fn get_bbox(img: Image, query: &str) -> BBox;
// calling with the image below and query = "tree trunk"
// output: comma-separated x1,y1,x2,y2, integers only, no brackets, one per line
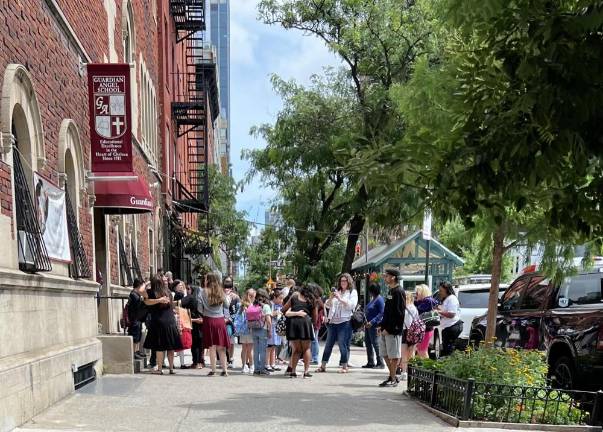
485,224,505,345
341,213,366,274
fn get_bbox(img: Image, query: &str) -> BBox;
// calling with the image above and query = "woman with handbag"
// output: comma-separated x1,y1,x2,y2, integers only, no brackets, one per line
414,284,439,359
316,273,358,374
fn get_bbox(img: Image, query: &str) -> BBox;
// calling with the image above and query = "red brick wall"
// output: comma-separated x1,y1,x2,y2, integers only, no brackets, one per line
0,0,161,281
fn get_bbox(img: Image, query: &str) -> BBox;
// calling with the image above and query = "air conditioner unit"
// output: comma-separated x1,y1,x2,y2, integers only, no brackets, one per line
18,230,35,272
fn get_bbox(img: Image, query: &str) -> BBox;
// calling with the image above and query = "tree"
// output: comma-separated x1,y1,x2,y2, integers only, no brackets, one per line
206,166,250,274
258,0,436,272
378,0,603,343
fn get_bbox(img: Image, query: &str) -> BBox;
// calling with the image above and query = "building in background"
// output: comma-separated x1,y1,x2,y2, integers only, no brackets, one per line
209,0,230,175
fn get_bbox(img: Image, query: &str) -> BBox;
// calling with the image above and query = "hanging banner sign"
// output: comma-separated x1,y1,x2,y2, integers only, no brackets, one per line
422,209,432,241
33,173,71,262
87,64,132,172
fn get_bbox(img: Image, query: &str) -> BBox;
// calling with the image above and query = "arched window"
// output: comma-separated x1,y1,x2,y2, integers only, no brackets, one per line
122,0,136,64
57,119,85,222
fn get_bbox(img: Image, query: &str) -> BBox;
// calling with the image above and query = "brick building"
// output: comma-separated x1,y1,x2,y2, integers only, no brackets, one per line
0,0,219,429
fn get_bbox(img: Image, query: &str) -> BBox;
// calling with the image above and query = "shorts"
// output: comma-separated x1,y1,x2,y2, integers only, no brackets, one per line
379,334,402,359
239,334,253,344
128,321,142,343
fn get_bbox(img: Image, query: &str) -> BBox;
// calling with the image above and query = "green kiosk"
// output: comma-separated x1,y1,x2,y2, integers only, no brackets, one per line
352,231,464,299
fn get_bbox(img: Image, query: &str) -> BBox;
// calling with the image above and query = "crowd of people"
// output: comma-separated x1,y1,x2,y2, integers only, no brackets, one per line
124,267,462,386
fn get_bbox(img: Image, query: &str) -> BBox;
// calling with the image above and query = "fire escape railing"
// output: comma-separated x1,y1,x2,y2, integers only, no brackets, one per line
118,234,133,287
65,182,91,279
170,0,205,42
13,147,52,273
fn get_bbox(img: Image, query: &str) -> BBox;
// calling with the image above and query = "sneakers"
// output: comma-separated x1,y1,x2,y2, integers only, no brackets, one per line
361,364,376,369
378,378,398,387
400,372,408,381
249,365,255,375
242,365,250,374
227,361,234,369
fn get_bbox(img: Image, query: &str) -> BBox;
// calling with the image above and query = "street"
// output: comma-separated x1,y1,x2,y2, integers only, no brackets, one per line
16,347,529,432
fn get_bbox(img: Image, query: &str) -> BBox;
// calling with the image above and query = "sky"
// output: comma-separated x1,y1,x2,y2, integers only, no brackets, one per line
229,1,341,229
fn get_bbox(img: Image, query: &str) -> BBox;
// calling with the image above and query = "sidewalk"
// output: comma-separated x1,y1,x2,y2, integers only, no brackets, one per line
15,346,537,432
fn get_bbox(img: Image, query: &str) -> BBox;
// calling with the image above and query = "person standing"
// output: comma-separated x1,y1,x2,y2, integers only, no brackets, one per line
400,291,419,380
249,289,272,375
143,274,182,375
237,288,255,374
316,273,358,374
284,284,318,378
362,283,384,369
223,276,240,368
437,281,462,356
267,290,284,371
310,284,324,365
414,284,438,359
199,272,231,376
127,278,147,359
181,283,205,368
377,269,406,387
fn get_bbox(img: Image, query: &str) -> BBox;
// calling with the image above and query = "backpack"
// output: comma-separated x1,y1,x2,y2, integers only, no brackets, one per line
120,303,130,329
246,304,264,329
233,308,248,336
406,317,426,345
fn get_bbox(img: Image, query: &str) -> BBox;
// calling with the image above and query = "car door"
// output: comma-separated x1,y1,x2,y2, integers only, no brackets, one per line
513,276,550,350
495,275,531,348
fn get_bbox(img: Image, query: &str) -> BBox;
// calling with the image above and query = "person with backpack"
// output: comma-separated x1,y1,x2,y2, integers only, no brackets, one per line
249,289,273,375
127,278,147,359
236,288,255,374
414,284,439,359
362,283,385,369
399,291,423,380
199,272,231,376
377,269,406,387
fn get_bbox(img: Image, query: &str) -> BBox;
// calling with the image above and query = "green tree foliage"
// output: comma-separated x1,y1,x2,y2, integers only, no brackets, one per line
258,0,437,271
240,226,292,289
206,166,250,271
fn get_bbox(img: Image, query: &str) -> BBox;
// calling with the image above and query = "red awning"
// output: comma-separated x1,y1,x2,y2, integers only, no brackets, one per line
93,172,154,214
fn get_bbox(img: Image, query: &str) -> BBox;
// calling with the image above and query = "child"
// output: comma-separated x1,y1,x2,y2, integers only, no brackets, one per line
267,290,284,371
237,288,255,374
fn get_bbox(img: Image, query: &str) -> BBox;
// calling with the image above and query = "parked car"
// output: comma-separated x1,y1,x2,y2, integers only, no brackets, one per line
428,283,508,358
469,270,603,391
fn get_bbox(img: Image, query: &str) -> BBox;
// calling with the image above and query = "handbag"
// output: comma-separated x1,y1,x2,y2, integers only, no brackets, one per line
180,327,192,349
351,306,366,331
176,306,193,330
275,314,287,336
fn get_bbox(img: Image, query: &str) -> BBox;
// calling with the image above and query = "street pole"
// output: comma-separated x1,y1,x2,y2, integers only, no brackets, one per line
425,238,431,286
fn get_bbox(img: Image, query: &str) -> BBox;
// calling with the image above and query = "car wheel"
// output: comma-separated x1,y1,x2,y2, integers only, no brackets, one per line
551,356,575,390
430,332,441,360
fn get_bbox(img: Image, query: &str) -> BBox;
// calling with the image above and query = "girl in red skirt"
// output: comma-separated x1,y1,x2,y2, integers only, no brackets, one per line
199,272,231,376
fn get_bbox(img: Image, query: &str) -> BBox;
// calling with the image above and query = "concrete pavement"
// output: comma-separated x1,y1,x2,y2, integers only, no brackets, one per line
15,346,539,432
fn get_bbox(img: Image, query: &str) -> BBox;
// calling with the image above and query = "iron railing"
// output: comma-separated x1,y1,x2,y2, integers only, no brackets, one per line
13,147,52,273
65,182,91,279
131,246,142,281
118,235,133,287
407,366,603,426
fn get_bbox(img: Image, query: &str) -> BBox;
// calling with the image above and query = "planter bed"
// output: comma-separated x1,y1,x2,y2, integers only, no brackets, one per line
407,365,603,428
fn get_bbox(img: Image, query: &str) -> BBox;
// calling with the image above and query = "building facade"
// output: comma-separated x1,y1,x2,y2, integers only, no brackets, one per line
0,0,220,429
209,0,230,174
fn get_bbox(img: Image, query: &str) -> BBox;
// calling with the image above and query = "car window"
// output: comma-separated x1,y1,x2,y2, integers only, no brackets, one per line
520,276,549,310
557,274,603,307
500,277,529,311
458,288,507,308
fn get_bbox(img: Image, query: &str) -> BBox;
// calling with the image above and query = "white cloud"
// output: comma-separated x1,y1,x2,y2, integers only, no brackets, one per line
230,18,259,66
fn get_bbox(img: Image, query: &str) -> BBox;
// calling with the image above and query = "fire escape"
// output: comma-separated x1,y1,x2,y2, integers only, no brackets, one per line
169,0,219,281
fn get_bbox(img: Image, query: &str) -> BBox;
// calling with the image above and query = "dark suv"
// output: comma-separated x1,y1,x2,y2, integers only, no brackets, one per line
469,270,603,390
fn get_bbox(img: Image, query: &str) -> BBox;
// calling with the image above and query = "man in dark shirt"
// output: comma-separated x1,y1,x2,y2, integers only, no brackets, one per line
127,278,147,359
377,268,406,387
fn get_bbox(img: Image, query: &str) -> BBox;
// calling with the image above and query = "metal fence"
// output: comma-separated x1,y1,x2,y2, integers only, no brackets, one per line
407,365,603,426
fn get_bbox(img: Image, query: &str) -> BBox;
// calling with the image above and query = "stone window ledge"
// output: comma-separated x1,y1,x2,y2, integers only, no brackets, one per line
0,267,99,294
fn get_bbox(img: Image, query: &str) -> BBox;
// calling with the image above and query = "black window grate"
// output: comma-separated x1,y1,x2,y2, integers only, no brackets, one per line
65,182,91,279
73,362,96,390
131,245,142,281
13,147,52,273
119,234,133,287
